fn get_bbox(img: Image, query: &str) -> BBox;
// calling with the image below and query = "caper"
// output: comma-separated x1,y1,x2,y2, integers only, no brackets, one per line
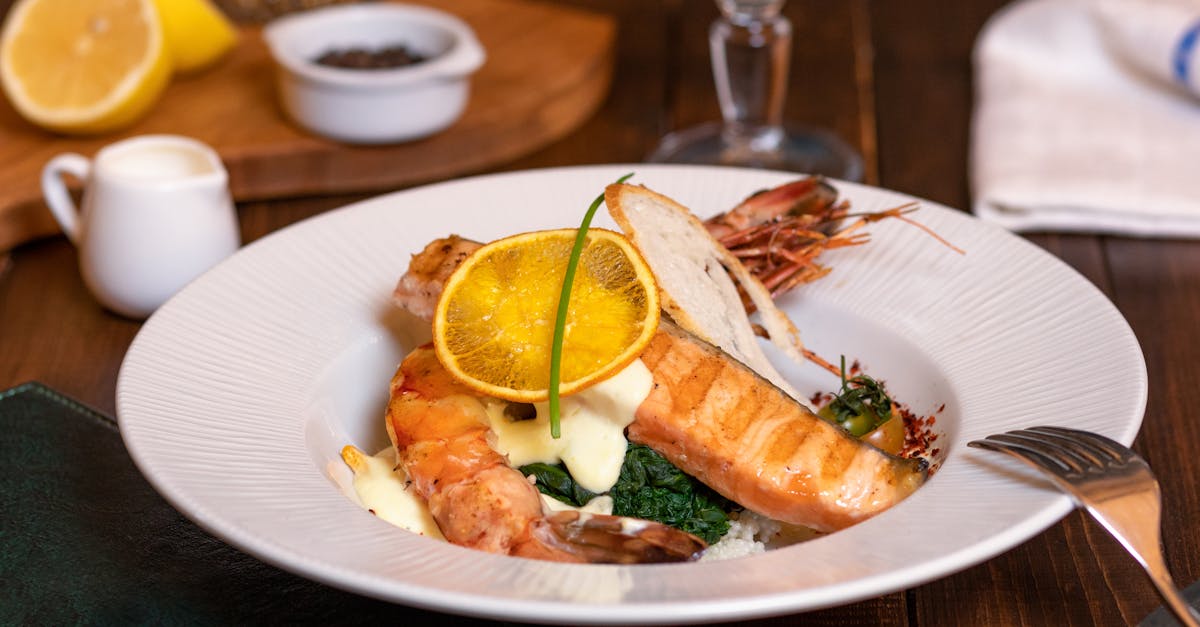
504,403,538,421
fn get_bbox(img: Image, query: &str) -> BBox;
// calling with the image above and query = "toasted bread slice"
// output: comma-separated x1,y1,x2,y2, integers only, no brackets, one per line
605,183,812,407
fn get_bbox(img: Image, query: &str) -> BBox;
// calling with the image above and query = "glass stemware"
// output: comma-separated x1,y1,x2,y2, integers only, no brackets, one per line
648,0,863,181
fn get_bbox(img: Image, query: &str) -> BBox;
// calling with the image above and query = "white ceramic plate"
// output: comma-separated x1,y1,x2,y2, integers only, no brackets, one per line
117,165,1146,624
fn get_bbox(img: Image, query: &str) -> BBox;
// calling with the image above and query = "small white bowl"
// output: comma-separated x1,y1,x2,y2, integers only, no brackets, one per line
263,3,485,145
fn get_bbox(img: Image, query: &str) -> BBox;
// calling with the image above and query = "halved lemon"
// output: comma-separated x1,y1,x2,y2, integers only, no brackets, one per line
150,0,237,74
0,0,171,134
434,228,660,402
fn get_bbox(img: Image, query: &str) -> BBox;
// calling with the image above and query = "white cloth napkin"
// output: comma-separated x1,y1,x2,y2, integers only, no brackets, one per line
971,0,1200,237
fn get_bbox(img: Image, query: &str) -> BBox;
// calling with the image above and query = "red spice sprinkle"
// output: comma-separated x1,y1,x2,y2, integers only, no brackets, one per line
814,383,942,474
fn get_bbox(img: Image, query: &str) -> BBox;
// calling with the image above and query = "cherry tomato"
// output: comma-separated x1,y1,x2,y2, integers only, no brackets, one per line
862,411,905,455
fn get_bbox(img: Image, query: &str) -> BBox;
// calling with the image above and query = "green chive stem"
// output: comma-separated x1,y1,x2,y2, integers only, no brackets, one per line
548,173,634,439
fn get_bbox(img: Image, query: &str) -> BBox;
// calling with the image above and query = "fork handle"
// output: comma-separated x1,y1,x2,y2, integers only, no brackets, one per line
1146,567,1200,627
1088,503,1200,627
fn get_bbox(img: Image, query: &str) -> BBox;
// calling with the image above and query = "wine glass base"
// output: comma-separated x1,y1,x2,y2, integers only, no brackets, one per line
646,121,864,182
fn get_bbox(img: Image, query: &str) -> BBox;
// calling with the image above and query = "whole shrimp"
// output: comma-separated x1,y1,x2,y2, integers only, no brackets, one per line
706,177,958,302
385,344,707,563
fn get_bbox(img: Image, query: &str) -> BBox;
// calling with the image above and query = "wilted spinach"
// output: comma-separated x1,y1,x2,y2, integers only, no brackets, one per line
519,462,598,507
609,444,733,544
520,445,735,545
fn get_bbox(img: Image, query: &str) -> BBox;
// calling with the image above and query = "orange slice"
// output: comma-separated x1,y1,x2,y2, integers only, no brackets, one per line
433,228,660,402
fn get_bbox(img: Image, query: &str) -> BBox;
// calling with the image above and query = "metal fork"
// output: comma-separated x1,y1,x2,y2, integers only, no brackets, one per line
969,426,1200,627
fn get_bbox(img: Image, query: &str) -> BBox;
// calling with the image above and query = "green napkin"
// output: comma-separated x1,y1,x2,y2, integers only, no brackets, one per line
0,382,511,626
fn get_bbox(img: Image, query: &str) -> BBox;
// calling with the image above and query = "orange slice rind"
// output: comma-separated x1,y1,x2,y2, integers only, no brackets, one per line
433,228,660,402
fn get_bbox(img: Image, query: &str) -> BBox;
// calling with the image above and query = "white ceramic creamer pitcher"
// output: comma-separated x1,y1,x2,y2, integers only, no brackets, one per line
41,135,240,319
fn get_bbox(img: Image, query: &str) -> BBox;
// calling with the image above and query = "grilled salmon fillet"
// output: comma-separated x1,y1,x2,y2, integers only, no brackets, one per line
631,320,925,532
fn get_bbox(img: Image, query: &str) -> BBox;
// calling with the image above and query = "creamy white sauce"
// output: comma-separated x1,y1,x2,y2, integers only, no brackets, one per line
483,359,653,493
344,359,652,540
346,447,444,540
539,493,614,515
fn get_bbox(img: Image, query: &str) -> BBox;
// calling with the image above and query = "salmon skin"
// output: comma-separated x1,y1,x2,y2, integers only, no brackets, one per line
632,320,926,532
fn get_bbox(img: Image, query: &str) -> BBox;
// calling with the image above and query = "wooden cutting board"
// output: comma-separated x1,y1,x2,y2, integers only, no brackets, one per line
0,0,615,251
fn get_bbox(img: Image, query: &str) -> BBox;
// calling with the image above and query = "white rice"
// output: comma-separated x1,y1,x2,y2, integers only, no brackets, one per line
700,510,820,561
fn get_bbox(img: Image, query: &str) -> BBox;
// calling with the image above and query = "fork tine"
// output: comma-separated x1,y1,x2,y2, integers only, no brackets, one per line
1018,427,1112,467
968,437,1074,478
1024,426,1128,463
1005,429,1104,469
987,433,1087,474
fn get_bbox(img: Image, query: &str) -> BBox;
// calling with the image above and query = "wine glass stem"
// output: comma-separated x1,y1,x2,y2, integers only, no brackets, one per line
710,6,792,151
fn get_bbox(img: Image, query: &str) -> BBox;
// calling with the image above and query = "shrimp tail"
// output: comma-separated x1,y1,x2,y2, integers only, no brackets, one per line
527,511,706,564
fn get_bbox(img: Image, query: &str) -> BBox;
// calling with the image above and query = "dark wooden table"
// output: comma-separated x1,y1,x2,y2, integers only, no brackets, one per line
2,1,1198,625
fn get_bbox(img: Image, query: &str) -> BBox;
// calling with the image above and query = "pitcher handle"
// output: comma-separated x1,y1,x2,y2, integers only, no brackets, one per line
41,154,91,244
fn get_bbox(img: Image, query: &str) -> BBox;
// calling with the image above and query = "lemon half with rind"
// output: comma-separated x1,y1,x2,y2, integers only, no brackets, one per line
434,228,660,403
150,0,237,74
0,0,171,135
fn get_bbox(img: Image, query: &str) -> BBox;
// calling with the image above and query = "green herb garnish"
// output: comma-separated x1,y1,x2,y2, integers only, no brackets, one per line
548,173,634,439
821,355,895,437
